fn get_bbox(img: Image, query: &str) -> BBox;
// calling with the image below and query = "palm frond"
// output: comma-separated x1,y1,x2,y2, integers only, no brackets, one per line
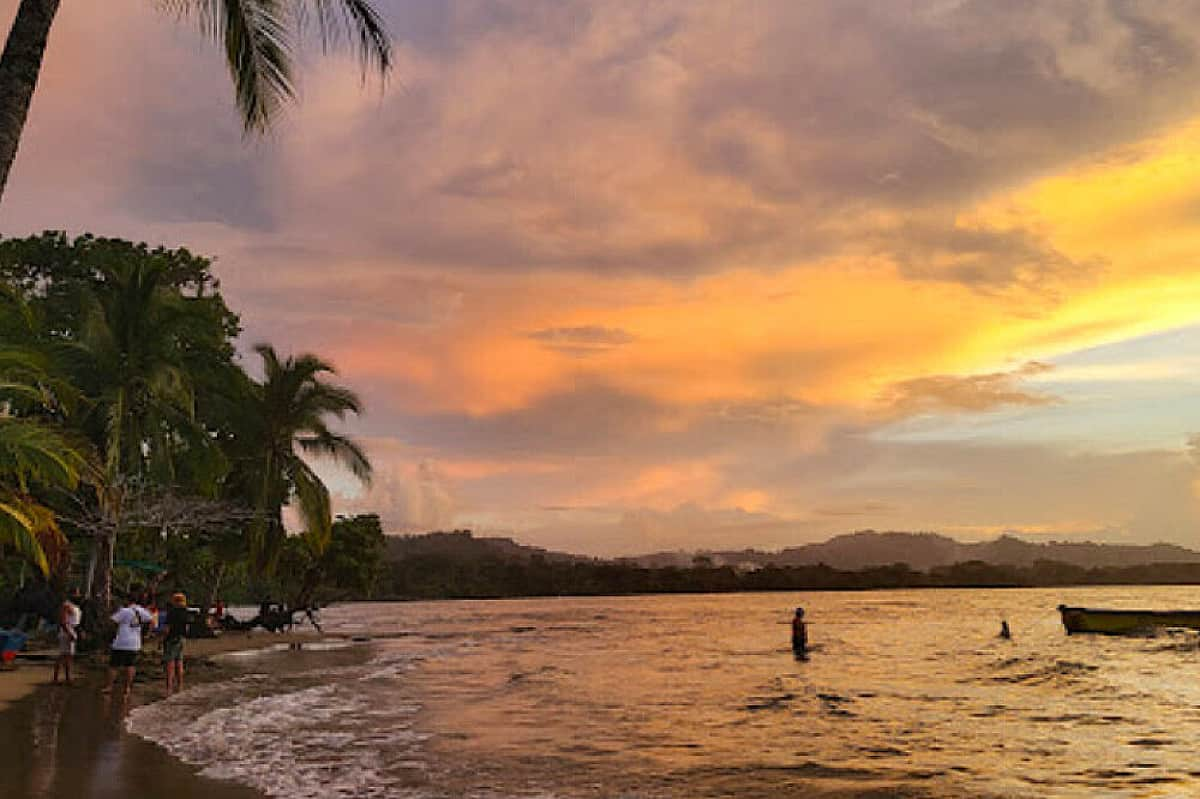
0,499,48,575
297,430,372,483
291,458,332,555
304,0,392,75
0,418,87,491
188,0,296,134
0,494,68,577
158,0,390,133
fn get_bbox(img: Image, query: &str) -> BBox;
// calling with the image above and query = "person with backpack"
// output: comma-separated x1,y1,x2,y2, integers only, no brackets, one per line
103,589,153,700
162,593,190,694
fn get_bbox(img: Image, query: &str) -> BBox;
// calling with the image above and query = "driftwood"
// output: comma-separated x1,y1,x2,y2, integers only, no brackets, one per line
222,603,323,635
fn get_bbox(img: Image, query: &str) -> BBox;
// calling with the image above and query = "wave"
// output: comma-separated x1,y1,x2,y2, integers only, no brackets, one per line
129,652,430,798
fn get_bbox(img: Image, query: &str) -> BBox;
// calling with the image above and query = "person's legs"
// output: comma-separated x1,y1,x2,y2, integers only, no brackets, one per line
164,660,174,694
122,665,135,697
52,655,61,684
62,652,72,684
106,649,129,693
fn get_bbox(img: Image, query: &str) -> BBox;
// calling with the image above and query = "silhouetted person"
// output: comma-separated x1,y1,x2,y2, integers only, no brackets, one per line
792,607,808,656
999,619,1011,639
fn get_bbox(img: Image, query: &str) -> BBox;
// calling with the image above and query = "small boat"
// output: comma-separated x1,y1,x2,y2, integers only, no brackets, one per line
1058,605,1200,635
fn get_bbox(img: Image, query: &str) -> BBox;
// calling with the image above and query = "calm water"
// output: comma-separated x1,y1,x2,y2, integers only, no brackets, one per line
127,587,1200,798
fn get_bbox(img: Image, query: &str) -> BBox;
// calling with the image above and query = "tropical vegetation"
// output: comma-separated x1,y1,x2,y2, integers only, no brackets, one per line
381,532,1200,599
0,0,391,201
0,231,377,627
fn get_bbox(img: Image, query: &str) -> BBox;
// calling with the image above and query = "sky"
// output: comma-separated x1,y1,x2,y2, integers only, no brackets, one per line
5,0,1200,555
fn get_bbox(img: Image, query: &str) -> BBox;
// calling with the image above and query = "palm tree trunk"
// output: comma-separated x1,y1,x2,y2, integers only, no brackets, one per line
90,527,114,610
0,0,60,202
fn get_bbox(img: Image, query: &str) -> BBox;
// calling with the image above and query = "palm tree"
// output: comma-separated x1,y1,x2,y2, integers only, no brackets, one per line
75,256,217,606
0,415,88,578
0,288,92,578
80,257,199,480
234,343,370,576
0,0,391,200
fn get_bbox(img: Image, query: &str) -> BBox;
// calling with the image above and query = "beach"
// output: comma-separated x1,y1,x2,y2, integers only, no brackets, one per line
1,630,342,799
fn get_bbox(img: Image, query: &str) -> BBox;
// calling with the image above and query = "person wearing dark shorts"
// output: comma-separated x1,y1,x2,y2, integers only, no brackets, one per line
162,592,189,695
109,650,137,668
104,590,152,699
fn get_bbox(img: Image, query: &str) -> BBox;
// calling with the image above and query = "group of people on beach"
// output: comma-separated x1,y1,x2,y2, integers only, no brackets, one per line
53,587,194,700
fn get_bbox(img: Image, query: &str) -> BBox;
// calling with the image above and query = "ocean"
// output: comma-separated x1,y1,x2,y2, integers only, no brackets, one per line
125,587,1200,798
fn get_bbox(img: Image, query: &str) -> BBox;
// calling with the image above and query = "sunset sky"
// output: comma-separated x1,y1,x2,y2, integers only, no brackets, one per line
6,1,1200,554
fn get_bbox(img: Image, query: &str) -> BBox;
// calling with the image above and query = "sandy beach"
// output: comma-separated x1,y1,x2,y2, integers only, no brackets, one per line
0,630,352,799
0,631,327,708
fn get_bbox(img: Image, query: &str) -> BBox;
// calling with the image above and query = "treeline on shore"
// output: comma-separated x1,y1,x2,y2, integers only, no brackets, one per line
375,555,1200,600
0,232,377,631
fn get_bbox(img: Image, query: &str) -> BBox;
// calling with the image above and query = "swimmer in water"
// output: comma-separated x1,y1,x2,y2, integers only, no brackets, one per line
792,607,808,656
999,619,1011,639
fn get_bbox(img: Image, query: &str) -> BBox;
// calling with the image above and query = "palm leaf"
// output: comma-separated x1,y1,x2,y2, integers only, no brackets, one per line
0,494,68,577
297,429,371,482
291,458,332,555
166,0,391,134
180,0,296,133
0,417,87,491
305,0,392,74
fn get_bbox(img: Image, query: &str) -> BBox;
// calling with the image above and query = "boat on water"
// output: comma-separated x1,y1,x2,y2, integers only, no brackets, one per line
1058,604,1200,635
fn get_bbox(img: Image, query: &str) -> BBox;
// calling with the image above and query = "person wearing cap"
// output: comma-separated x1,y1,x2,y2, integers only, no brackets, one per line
791,607,808,656
162,592,190,695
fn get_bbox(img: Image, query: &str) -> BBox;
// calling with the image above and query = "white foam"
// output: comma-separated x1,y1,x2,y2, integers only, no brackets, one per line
129,660,430,798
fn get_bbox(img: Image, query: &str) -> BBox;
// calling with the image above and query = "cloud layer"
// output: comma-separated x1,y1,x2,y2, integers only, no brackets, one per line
6,0,1200,552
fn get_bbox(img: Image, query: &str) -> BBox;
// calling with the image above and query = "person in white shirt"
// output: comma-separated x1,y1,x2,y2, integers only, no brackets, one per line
52,593,82,685
103,589,153,699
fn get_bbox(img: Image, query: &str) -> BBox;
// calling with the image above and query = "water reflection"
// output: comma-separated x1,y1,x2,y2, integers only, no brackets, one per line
4,678,264,799
17,588,1200,798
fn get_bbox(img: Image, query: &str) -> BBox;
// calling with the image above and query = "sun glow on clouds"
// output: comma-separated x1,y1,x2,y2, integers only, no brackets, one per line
11,0,1200,552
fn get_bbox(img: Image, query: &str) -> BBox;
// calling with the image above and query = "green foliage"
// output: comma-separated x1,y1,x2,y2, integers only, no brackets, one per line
166,0,392,133
378,552,1200,600
228,344,372,576
0,233,240,487
0,231,371,605
267,513,385,605
321,513,385,597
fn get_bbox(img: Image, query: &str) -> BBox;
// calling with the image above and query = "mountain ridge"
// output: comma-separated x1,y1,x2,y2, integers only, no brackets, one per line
385,529,1200,572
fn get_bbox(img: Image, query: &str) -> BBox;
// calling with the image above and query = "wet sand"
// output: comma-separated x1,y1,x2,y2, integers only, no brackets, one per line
0,632,335,799
0,663,51,711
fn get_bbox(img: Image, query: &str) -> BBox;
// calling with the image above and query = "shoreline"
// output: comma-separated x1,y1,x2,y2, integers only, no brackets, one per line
0,630,330,711
0,630,347,799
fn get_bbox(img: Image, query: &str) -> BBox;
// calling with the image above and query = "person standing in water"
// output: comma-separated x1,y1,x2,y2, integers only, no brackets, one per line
999,619,1012,639
792,607,808,655
103,589,153,700
162,592,190,695
52,593,81,685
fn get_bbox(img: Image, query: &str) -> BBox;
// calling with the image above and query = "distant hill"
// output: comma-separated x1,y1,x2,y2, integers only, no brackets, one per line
385,530,584,564
380,529,1200,600
627,531,1200,572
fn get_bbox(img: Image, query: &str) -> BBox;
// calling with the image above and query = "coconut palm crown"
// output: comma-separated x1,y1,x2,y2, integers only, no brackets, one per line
236,343,371,575
0,0,391,200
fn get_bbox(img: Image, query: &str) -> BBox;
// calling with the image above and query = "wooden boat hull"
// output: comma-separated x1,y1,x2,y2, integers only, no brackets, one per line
1058,604,1200,635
